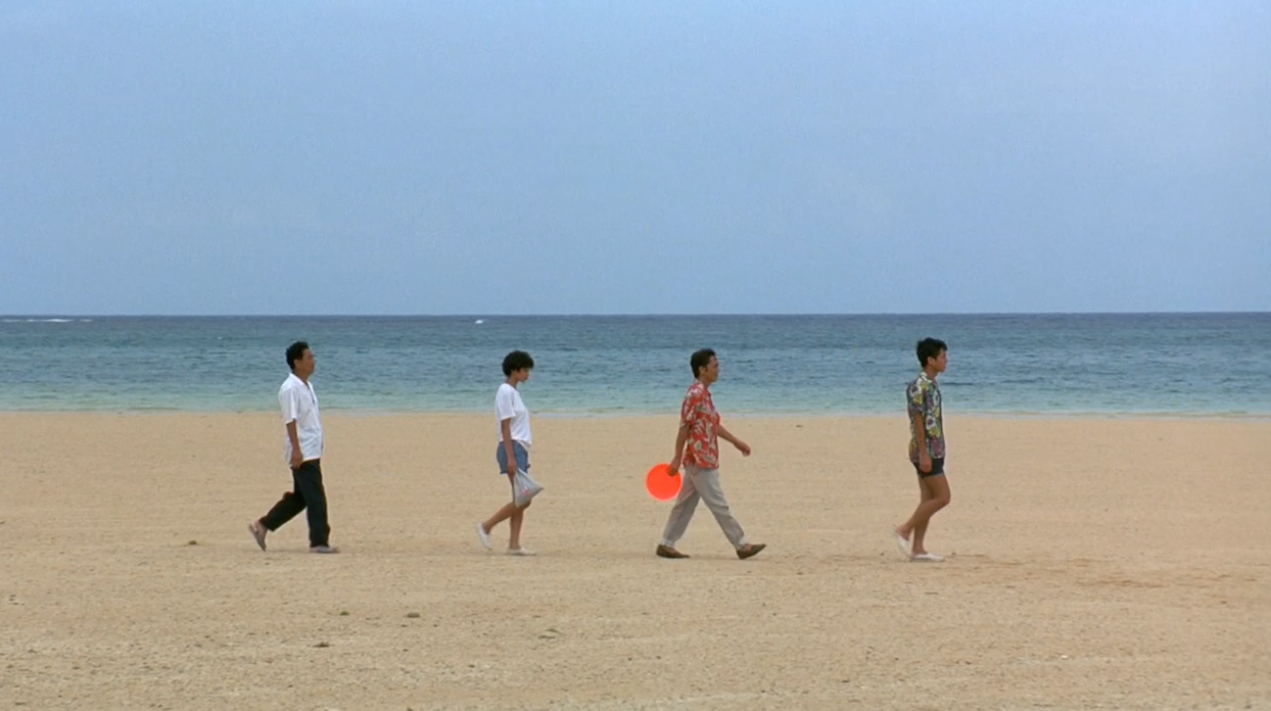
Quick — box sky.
[1,1,1268,315]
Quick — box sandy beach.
[1,413,1267,710]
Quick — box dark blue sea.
[0,314,1267,416]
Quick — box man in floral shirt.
[894,337,951,563]
[656,349,766,560]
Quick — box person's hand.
[919,452,932,474]
[507,462,518,477]
[734,440,751,456]
[668,455,681,475]
[290,450,305,469]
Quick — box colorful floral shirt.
[680,381,720,469]
[907,372,945,462]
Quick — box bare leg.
[482,502,512,533]
[508,507,526,549]
[897,474,950,556]
[911,477,936,554]
[482,475,531,549]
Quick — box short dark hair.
[502,350,535,376]
[916,338,947,368]
[690,348,716,378]
[286,341,310,371]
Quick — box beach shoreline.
[3,407,1269,420]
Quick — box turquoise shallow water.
[0,314,1267,415]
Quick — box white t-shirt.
[495,382,532,447]
[279,373,324,463]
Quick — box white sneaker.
[506,547,536,556]
[893,530,912,560]
[911,553,944,563]
[476,523,492,550]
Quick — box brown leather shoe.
[656,544,689,559]
[736,543,766,560]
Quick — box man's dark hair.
[690,348,717,378]
[916,338,948,368]
[502,350,535,376]
[286,341,310,372]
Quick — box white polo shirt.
[495,383,532,447]
[280,373,324,463]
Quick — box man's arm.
[912,412,931,473]
[669,421,689,473]
[717,423,751,456]
[501,418,519,476]
[286,419,303,468]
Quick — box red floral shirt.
[680,381,720,469]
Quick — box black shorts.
[912,457,945,478]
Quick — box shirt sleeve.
[280,384,300,424]
[906,381,923,421]
[920,385,936,433]
[495,386,517,422]
[681,388,701,425]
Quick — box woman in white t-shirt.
[476,350,538,555]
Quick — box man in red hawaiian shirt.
[656,349,766,560]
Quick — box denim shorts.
[496,441,530,475]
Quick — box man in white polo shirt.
[248,341,338,554]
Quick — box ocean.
[0,314,1267,416]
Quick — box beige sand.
[2,413,1268,710]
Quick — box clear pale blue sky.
[2,1,1268,315]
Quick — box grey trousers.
[659,465,748,550]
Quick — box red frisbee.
[645,463,682,502]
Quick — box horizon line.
[2,310,1269,319]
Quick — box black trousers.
[261,459,330,547]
